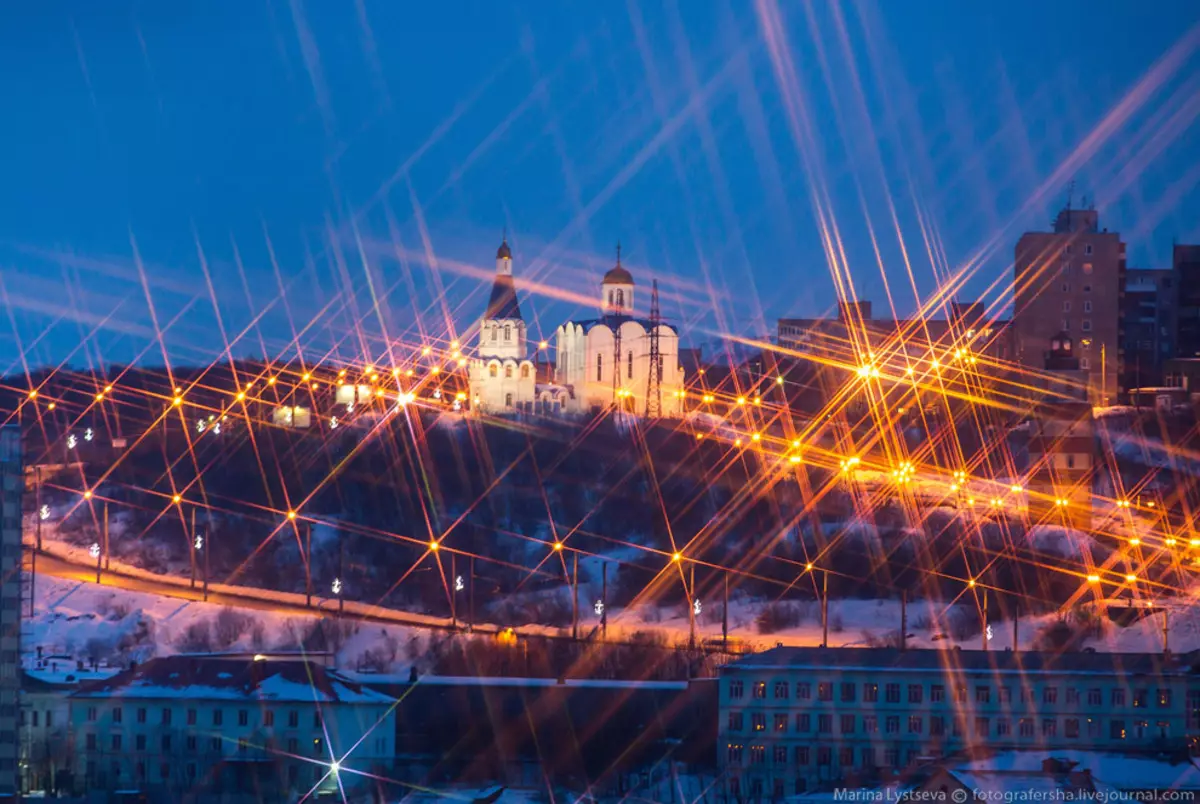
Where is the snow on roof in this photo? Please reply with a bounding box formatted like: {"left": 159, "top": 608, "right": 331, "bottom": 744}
{"left": 342, "top": 672, "right": 687, "bottom": 690}
{"left": 23, "top": 666, "right": 121, "bottom": 690}
{"left": 947, "top": 771, "right": 1067, "bottom": 795}
{"left": 953, "top": 751, "right": 1200, "bottom": 790}
{"left": 71, "top": 656, "right": 394, "bottom": 704}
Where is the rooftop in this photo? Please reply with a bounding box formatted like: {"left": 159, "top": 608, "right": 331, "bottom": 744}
{"left": 723, "top": 646, "right": 1193, "bottom": 677}
{"left": 71, "top": 655, "right": 394, "bottom": 704}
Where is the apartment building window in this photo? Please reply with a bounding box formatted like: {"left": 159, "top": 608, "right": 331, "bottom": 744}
{"left": 136, "top": 734, "right": 145, "bottom": 751}
{"left": 1061, "top": 283, "right": 1070, "bottom": 292}
{"left": 796, "top": 713, "right": 811, "bottom": 732}
{"left": 1159, "top": 689, "right": 1172, "bottom": 707}
{"left": 162, "top": 734, "right": 172, "bottom": 751}
{"left": 753, "top": 681, "right": 767, "bottom": 699}
{"left": 1133, "top": 690, "right": 1147, "bottom": 708}
{"left": 976, "top": 686, "right": 990, "bottom": 704}
{"left": 1083, "top": 284, "right": 1092, "bottom": 292}
{"left": 728, "top": 712, "right": 743, "bottom": 731}
{"left": 796, "top": 779, "right": 808, "bottom": 796}
{"left": 1158, "top": 721, "right": 1170, "bottom": 738}
{"left": 288, "top": 710, "right": 299, "bottom": 728}
{"left": 1084, "top": 244, "right": 1093, "bottom": 255}
{"left": 818, "top": 683, "right": 833, "bottom": 701}
{"left": 1082, "top": 320, "right": 1092, "bottom": 331}
{"left": 1135, "top": 720, "right": 1148, "bottom": 739}
{"left": 1087, "top": 718, "right": 1101, "bottom": 738}
{"left": 1063, "top": 301, "right": 1072, "bottom": 313}
{"left": 774, "top": 681, "right": 789, "bottom": 699}
{"left": 186, "top": 735, "right": 196, "bottom": 751}
{"left": 840, "top": 747, "right": 854, "bottom": 766}
{"left": 1066, "top": 719, "right": 1080, "bottom": 738}
{"left": 729, "top": 680, "right": 744, "bottom": 699}
{"left": 1062, "top": 319, "right": 1070, "bottom": 331}
{"left": 1083, "top": 301, "right": 1092, "bottom": 313}
{"left": 112, "top": 707, "right": 122, "bottom": 723}
{"left": 954, "top": 717, "right": 964, "bottom": 737}
{"left": 1112, "top": 689, "right": 1126, "bottom": 706}
{"left": 908, "top": 716, "right": 923, "bottom": 734}
{"left": 885, "top": 683, "right": 900, "bottom": 703}
{"left": 999, "top": 687, "right": 1011, "bottom": 704}
{"left": 931, "top": 684, "right": 945, "bottom": 703}
{"left": 187, "top": 709, "right": 196, "bottom": 725}
{"left": 1044, "top": 687, "right": 1058, "bottom": 705}
{"left": 862, "top": 746, "right": 876, "bottom": 767}
{"left": 976, "top": 718, "right": 989, "bottom": 738}
{"left": 86, "top": 733, "right": 96, "bottom": 750}
{"left": 239, "top": 709, "right": 249, "bottom": 726}
{"left": 930, "top": 716, "right": 945, "bottom": 736}
{"left": 727, "top": 744, "right": 743, "bottom": 764}
{"left": 885, "top": 716, "right": 899, "bottom": 735}
{"left": 86, "top": 707, "right": 97, "bottom": 722}
{"left": 749, "top": 745, "right": 765, "bottom": 765}
{"left": 1083, "top": 262, "right": 1094, "bottom": 274}
{"left": 956, "top": 686, "right": 968, "bottom": 704}
{"left": 840, "top": 714, "right": 855, "bottom": 734}
{"left": 264, "top": 710, "right": 274, "bottom": 727}
{"left": 818, "top": 747, "right": 832, "bottom": 766}
{"left": 774, "top": 714, "right": 788, "bottom": 733}
{"left": 751, "top": 713, "right": 765, "bottom": 732}
{"left": 863, "top": 715, "right": 878, "bottom": 733}
{"left": 111, "top": 734, "right": 121, "bottom": 750}
{"left": 773, "top": 745, "right": 787, "bottom": 764}
{"left": 997, "top": 720, "right": 1010, "bottom": 737}
{"left": 797, "top": 682, "right": 811, "bottom": 700}
{"left": 841, "top": 682, "right": 856, "bottom": 702}
{"left": 1019, "top": 719, "right": 1033, "bottom": 737}
{"left": 1043, "top": 720, "right": 1057, "bottom": 738}
{"left": 818, "top": 714, "right": 832, "bottom": 734}
{"left": 1110, "top": 720, "right": 1126, "bottom": 740}
{"left": 864, "top": 683, "right": 878, "bottom": 702}
{"left": 287, "top": 737, "right": 297, "bottom": 753}
{"left": 135, "top": 707, "right": 147, "bottom": 724}
{"left": 884, "top": 749, "right": 899, "bottom": 768}
{"left": 1066, "top": 689, "right": 1079, "bottom": 706}
{"left": 211, "top": 709, "right": 221, "bottom": 726}
{"left": 908, "top": 685, "right": 923, "bottom": 704}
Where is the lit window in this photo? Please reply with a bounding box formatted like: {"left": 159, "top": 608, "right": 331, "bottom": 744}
{"left": 1083, "top": 262, "right": 1094, "bottom": 274}
{"left": 489, "top": 364, "right": 498, "bottom": 378}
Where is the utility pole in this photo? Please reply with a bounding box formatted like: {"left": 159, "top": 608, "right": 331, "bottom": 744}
{"left": 34, "top": 466, "right": 42, "bottom": 551}
{"left": 337, "top": 527, "right": 344, "bottom": 618}
{"left": 646, "top": 279, "right": 662, "bottom": 418}
{"left": 450, "top": 552, "right": 457, "bottom": 629}
{"left": 722, "top": 571, "right": 729, "bottom": 650}
{"left": 612, "top": 243, "right": 624, "bottom": 409}
{"left": 189, "top": 507, "right": 196, "bottom": 589}
{"left": 203, "top": 516, "right": 210, "bottom": 602}
{"left": 821, "top": 569, "right": 829, "bottom": 648}
{"left": 102, "top": 502, "right": 109, "bottom": 574}
{"left": 981, "top": 590, "right": 989, "bottom": 652}
{"left": 900, "top": 590, "right": 907, "bottom": 652}
{"left": 468, "top": 556, "right": 475, "bottom": 633}
{"left": 601, "top": 562, "right": 608, "bottom": 641}
{"left": 688, "top": 562, "right": 696, "bottom": 649}
{"left": 304, "top": 524, "right": 312, "bottom": 609}
{"left": 1012, "top": 600, "right": 1019, "bottom": 652}
{"left": 571, "top": 551, "right": 579, "bottom": 641}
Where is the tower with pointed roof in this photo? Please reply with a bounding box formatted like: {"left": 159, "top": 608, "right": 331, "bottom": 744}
{"left": 468, "top": 237, "right": 536, "bottom": 412}
{"left": 602, "top": 243, "right": 635, "bottom": 316}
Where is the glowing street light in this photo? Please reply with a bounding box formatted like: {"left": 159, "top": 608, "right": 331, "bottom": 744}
{"left": 67, "top": 434, "right": 77, "bottom": 450}
{"left": 331, "top": 578, "right": 342, "bottom": 596}
{"left": 172, "top": 494, "right": 182, "bottom": 504}
{"left": 194, "top": 534, "right": 204, "bottom": 551}
{"left": 1087, "top": 574, "right": 1100, "bottom": 583}
{"left": 672, "top": 552, "right": 683, "bottom": 563}
{"left": 594, "top": 599, "right": 605, "bottom": 616}
{"left": 454, "top": 575, "right": 464, "bottom": 592}
{"left": 428, "top": 540, "right": 439, "bottom": 552}
{"left": 286, "top": 510, "right": 297, "bottom": 520}
{"left": 83, "top": 490, "right": 93, "bottom": 500}
{"left": 39, "top": 505, "right": 49, "bottom": 521}
{"left": 89, "top": 543, "right": 100, "bottom": 560}
{"left": 553, "top": 542, "right": 563, "bottom": 551}
{"left": 693, "top": 599, "right": 702, "bottom": 616}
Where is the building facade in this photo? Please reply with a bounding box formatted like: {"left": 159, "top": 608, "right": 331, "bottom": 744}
{"left": 1120, "top": 268, "right": 1176, "bottom": 390}
{"left": 1175, "top": 245, "right": 1200, "bottom": 359}
{"left": 468, "top": 239, "right": 537, "bottom": 413}
{"left": 718, "top": 647, "right": 1193, "bottom": 799}
{"left": 1013, "top": 206, "right": 1125, "bottom": 405}
{"left": 68, "top": 655, "right": 395, "bottom": 799}
{"left": 0, "top": 426, "right": 20, "bottom": 795}
{"left": 554, "top": 251, "right": 685, "bottom": 416}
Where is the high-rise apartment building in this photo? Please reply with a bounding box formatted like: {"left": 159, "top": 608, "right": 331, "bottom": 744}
{"left": 1120, "top": 267, "right": 1176, "bottom": 389}
{"left": 1173, "top": 244, "right": 1200, "bottom": 359}
{"left": 1014, "top": 206, "right": 1125, "bottom": 405}
{"left": 0, "top": 425, "right": 21, "bottom": 794}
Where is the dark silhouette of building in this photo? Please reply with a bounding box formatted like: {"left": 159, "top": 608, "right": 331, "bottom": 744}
{"left": 1120, "top": 267, "right": 1176, "bottom": 391}
{"left": 1173, "top": 244, "right": 1200, "bottom": 358}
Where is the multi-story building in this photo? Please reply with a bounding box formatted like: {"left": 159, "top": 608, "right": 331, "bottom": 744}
{"left": 1014, "top": 205, "right": 1125, "bottom": 405}
{"left": 718, "top": 647, "right": 1192, "bottom": 799}
{"left": 1027, "top": 334, "right": 1094, "bottom": 530}
{"left": 1120, "top": 267, "right": 1176, "bottom": 390}
{"left": 1175, "top": 245, "right": 1200, "bottom": 359}
{"left": 0, "top": 425, "right": 21, "bottom": 795}
{"left": 68, "top": 654, "right": 396, "bottom": 798}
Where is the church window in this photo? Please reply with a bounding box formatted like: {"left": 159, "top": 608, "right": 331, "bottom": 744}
{"left": 616, "top": 289, "right": 624, "bottom": 308}
{"left": 597, "top": 353, "right": 603, "bottom": 381}
{"left": 505, "top": 364, "right": 513, "bottom": 378}
{"left": 504, "top": 325, "right": 511, "bottom": 342}
{"left": 489, "top": 364, "right": 498, "bottom": 378}
{"left": 505, "top": 393, "right": 513, "bottom": 408}
{"left": 627, "top": 350, "right": 633, "bottom": 379}
{"left": 520, "top": 364, "right": 530, "bottom": 379}
{"left": 490, "top": 326, "right": 497, "bottom": 341}
{"left": 608, "top": 291, "right": 614, "bottom": 307}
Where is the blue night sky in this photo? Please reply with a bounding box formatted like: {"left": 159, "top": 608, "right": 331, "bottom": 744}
{"left": 0, "top": 1, "right": 1197, "bottom": 369}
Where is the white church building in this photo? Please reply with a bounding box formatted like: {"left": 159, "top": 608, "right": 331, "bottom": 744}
{"left": 469, "top": 239, "right": 684, "bottom": 417}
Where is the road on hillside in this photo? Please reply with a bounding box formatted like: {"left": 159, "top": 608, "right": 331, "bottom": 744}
{"left": 31, "top": 550, "right": 465, "bottom": 633}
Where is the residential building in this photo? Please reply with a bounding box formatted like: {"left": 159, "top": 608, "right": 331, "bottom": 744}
{"left": 1014, "top": 205, "right": 1125, "bottom": 404}
{"left": 67, "top": 654, "right": 395, "bottom": 799}
{"left": 20, "top": 661, "right": 117, "bottom": 795}
{"left": 1120, "top": 267, "right": 1176, "bottom": 390}
{"left": 0, "top": 425, "right": 20, "bottom": 795}
{"left": 718, "top": 647, "right": 1191, "bottom": 797}
{"left": 1174, "top": 245, "right": 1200, "bottom": 359}
{"left": 1026, "top": 334, "right": 1094, "bottom": 530}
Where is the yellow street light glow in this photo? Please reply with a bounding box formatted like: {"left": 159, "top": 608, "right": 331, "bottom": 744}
{"left": 421, "top": 347, "right": 431, "bottom": 356}
{"left": 105, "top": 385, "right": 113, "bottom": 392}
{"left": 736, "top": 397, "right": 746, "bottom": 405}
{"left": 83, "top": 490, "right": 93, "bottom": 500}
{"left": 1129, "top": 538, "right": 1141, "bottom": 546}
{"left": 776, "top": 376, "right": 784, "bottom": 385}
{"left": 1191, "top": 539, "right": 1200, "bottom": 548}
{"left": 805, "top": 563, "right": 814, "bottom": 571}
{"left": 287, "top": 510, "right": 297, "bottom": 520}
{"left": 376, "top": 389, "right": 385, "bottom": 398}
{"left": 302, "top": 373, "right": 311, "bottom": 381}
{"left": 672, "top": 552, "right": 682, "bottom": 563}
{"left": 1166, "top": 538, "right": 1177, "bottom": 547}
{"left": 1125, "top": 574, "right": 1136, "bottom": 583}
{"left": 47, "top": 403, "right": 55, "bottom": 410}
{"left": 695, "top": 433, "right": 704, "bottom": 440}
{"left": 753, "top": 396, "right": 761, "bottom": 405}
{"left": 1010, "top": 485, "right": 1023, "bottom": 493}
{"left": 1087, "top": 574, "right": 1100, "bottom": 583}
{"left": 267, "top": 377, "right": 276, "bottom": 385}
{"left": 457, "top": 358, "right": 467, "bottom": 367}
{"left": 95, "top": 393, "right": 104, "bottom": 402}
{"left": 789, "top": 455, "right": 801, "bottom": 464}
{"left": 429, "top": 540, "right": 439, "bottom": 551}
{"left": 450, "top": 340, "right": 459, "bottom": 350}
{"left": 172, "top": 396, "right": 182, "bottom": 406}
{"left": 451, "top": 351, "right": 461, "bottom": 359}
{"left": 905, "top": 366, "right": 914, "bottom": 376}
{"left": 968, "top": 579, "right": 976, "bottom": 587}
{"left": 539, "top": 341, "right": 548, "bottom": 349}
{"left": 553, "top": 542, "right": 563, "bottom": 551}
{"left": 27, "top": 390, "right": 36, "bottom": 399}
{"left": 174, "top": 387, "right": 182, "bottom": 395}
{"left": 792, "top": 440, "right": 801, "bottom": 448}
{"left": 172, "top": 494, "right": 181, "bottom": 504}
{"left": 949, "top": 484, "right": 959, "bottom": 492}
{"left": 734, "top": 438, "right": 743, "bottom": 447}
{"left": 338, "top": 369, "right": 347, "bottom": 377}
{"left": 236, "top": 392, "right": 246, "bottom": 401}
{"left": 751, "top": 433, "right": 761, "bottom": 442}
{"left": 431, "top": 367, "right": 440, "bottom": 375}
